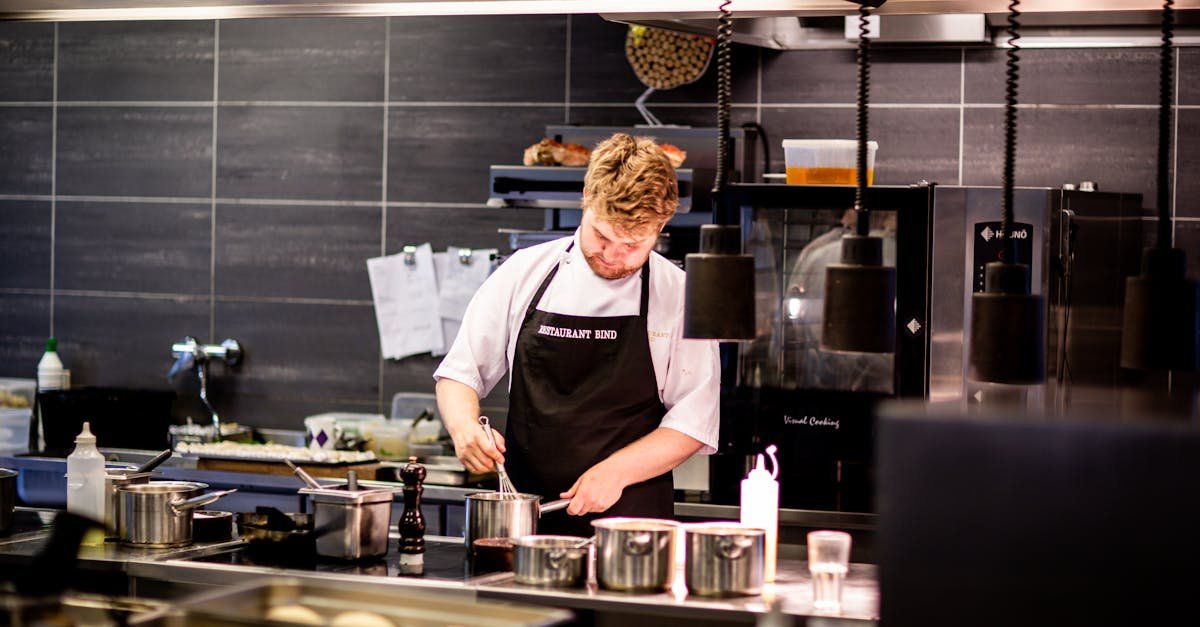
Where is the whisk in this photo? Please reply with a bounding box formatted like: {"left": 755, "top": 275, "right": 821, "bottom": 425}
{"left": 479, "top": 416, "right": 520, "bottom": 498}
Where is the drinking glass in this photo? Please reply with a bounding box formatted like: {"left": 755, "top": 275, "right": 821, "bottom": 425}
{"left": 807, "top": 530, "right": 851, "bottom": 613}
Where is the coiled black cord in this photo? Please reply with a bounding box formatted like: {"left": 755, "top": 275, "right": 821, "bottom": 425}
{"left": 1157, "top": 0, "right": 1175, "bottom": 250}
{"left": 854, "top": 3, "right": 871, "bottom": 236}
{"left": 1001, "top": 0, "right": 1020, "bottom": 262}
{"left": 712, "top": 0, "right": 733, "bottom": 223}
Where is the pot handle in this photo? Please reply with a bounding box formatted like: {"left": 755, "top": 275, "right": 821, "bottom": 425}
{"left": 716, "top": 535, "right": 753, "bottom": 561}
{"left": 171, "top": 489, "right": 238, "bottom": 513}
{"left": 623, "top": 532, "right": 654, "bottom": 556}
{"left": 538, "top": 499, "right": 571, "bottom": 515}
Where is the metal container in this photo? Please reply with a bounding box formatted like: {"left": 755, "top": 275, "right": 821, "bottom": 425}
{"left": 684, "top": 523, "right": 765, "bottom": 597}
{"left": 464, "top": 492, "right": 570, "bottom": 550}
{"left": 118, "top": 481, "right": 235, "bottom": 548}
{"left": 512, "top": 535, "right": 589, "bottom": 588}
{"left": 104, "top": 470, "right": 151, "bottom": 538}
{"left": 593, "top": 517, "right": 679, "bottom": 592}
{"left": 0, "top": 468, "right": 15, "bottom": 533}
{"left": 300, "top": 485, "right": 395, "bottom": 560}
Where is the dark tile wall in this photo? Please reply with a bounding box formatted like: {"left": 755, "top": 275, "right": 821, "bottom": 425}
{"left": 0, "top": 16, "right": 1195, "bottom": 431}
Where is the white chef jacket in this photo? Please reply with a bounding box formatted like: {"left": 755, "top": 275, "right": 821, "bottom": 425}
{"left": 433, "top": 230, "right": 721, "bottom": 454}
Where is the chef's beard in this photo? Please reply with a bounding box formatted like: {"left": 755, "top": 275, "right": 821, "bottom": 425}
{"left": 585, "top": 253, "right": 642, "bottom": 280}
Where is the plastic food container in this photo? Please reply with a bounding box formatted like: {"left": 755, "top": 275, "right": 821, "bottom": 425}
{"left": 0, "top": 378, "right": 35, "bottom": 454}
{"left": 782, "top": 139, "right": 877, "bottom": 185}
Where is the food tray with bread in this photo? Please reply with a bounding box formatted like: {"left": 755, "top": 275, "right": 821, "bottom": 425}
{"left": 173, "top": 577, "right": 571, "bottom": 626}
{"left": 175, "top": 441, "right": 376, "bottom": 464}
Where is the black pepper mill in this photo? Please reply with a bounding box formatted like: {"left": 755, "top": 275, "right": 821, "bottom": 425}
{"left": 397, "top": 456, "right": 426, "bottom": 575}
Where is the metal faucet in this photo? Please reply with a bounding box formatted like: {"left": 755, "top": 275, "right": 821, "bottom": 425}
{"left": 168, "top": 336, "right": 243, "bottom": 442}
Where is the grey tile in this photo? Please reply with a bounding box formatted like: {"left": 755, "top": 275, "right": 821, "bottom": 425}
{"left": 58, "top": 21, "right": 214, "bottom": 102}
{"left": 0, "top": 107, "right": 52, "bottom": 195}
{"left": 0, "top": 22, "right": 53, "bottom": 101}
{"left": 385, "top": 205, "right": 542, "bottom": 253}
{"left": 217, "top": 106, "right": 383, "bottom": 201}
{"left": 1175, "top": 221, "right": 1200, "bottom": 278}
{"left": 761, "top": 106, "right": 959, "bottom": 186}
{"left": 387, "top": 106, "right": 561, "bottom": 203}
{"left": 762, "top": 47, "right": 961, "bottom": 104}
{"left": 0, "top": 293, "right": 49, "bottom": 378}
{"left": 0, "top": 201, "right": 51, "bottom": 290}
{"left": 220, "top": 17, "right": 385, "bottom": 102}
{"left": 56, "top": 107, "right": 213, "bottom": 198}
{"left": 964, "top": 47, "right": 1161, "bottom": 105}
{"left": 215, "top": 395, "right": 383, "bottom": 431}
{"left": 390, "top": 16, "right": 566, "bottom": 103}
{"left": 212, "top": 300, "right": 380, "bottom": 418}
{"left": 215, "top": 203, "right": 381, "bottom": 300}
{"left": 569, "top": 15, "right": 757, "bottom": 105}
{"left": 1173, "top": 109, "right": 1200, "bottom": 218}
{"left": 54, "top": 294, "right": 210, "bottom": 389}
{"left": 55, "top": 200, "right": 211, "bottom": 294}
{"left": 381, "top": 354, "right": 440, "bottom": 398}
{"left": 962, "top": 108, "right": 1160, "bottom": 205}
{"left": 1180, "top": 49, "right": 1200, "bottom": 106}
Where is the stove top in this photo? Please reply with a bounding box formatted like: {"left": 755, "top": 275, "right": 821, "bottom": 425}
{"left": 188, "top": 538, "right": 510, "bottom": 583}
{"left": 0, "top": 510, "right": 51, "bottom": 539}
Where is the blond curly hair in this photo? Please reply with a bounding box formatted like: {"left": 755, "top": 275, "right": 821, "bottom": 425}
{"left": 582, "top": 133, "right": 679, "bottom": 236}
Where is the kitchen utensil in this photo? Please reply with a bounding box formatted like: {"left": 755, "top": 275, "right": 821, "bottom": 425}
{"left": 624, "top": 25, "right": 714, "bottom": 126}
{"left": 283, "top": 459, "right": 323, "bottom": 489}
{"left": 104, "top": 470, "right": 152, "bottom": 538}
{"left": 300, "top": 474, "right": 396, "bottom": 560}
{"left": 593, "top": 517, "right": 679, "bottom": 592}
{"left": 684, "top": 523, "right": 765, "bottom": 597}
{"left": 512, "top": 535, "right": 590, "bottom": 587}
{"left": 134, "top": 448, "right": 174, "bottom": 474}
{"left": 464, "top": 491, "right": 571, "bottom": 550}
{"left": 478, "top": 416, "right": 518, "bottom": 496}
{"left": 117, "top": 481, "right": 237, "bottom": 547}
{"left": 0, "top": 468, "right": 15, "bottom": 533}
{"left": 191, "top": 510, "right": 233, "bottom": 543}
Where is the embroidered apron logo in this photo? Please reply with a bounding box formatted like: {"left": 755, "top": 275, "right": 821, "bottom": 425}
{"left": 537, "top": 324, "right": 618, "bottom": 340}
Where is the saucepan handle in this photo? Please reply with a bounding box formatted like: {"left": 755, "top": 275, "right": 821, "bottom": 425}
{"left": 172, "top": 489, "right": 238, "bottom": 513}
{"left": 538, "top": 498, "right": 571, "bottom": 514}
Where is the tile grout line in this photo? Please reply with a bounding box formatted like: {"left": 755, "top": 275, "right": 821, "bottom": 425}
{"left": 210, "top": 20, "right": 220, "bottom": 342}
{"left": 380, "top": 16, "right": 392, "bottom": 412}
{"left": 564, "top": 15, "right": 572, "bottom": 125}
{"left": 49, "top": 23, "right": 58, "bottom": 337}
{"left": 958, "top": 47, "right": 965, "bottom": 186}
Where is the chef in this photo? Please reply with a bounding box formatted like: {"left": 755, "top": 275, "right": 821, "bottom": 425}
{"left": 434, "top": 133, "right": 720, "bottom": 536}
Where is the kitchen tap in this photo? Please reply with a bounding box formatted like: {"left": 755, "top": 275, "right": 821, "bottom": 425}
{"left": 167, "top": 336, "right": 242, "bottom": 442}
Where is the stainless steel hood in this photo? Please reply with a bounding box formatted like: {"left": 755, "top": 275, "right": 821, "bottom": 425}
{"left": 1, "top": 0, "right": 1197, "bottom": 22}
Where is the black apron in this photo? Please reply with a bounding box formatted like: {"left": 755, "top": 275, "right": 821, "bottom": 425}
{"left": 505, "top": 242, "right": 674, "bottom": 537}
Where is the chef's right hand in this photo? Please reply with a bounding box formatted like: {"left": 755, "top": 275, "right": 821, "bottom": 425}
{"left": 450, "top": 417, "right": 506, "bottom": 474}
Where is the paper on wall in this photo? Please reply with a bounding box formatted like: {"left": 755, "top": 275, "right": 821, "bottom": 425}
{"left": 367, "top": 244, "right": 444, "bottom": 359}
{"left": 439, "top": 246, "right": 497, "bottom": 320}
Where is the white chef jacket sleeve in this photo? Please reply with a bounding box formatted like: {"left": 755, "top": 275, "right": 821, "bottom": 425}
{"left": 432, "top": 256, "right": 517, "bottom": 398}
{"left": 658, "top": 302, "right": 721, "bottom": 456}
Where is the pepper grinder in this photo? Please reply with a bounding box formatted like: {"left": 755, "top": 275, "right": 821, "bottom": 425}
{"left": 397, "top": 456, "right": 426, "bottom": 575}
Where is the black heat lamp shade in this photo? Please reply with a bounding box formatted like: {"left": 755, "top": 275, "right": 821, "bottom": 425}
{"left": 684, "top": 224, "right": 755, "bottom": 340}
{"left": 1120, "top": 247, "right": 1200, "bottom": 371}
{"left": 822, "top": 234, "right": 896, "bottom": 353}
{"left": 969, "top": 261, "right": 1046, "bottom": 384}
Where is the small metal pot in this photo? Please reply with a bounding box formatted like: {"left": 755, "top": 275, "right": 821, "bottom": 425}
{"left": 593, "top": 517, "right": 679, "bottom": 593}
{"left": 512, "top": 535, "right": 590, "bottom": 587}
{"left": 118, "top": 481, "right": 236, "bottom": 548}
{"left": 300, "top": 484, "right": 396, "bottom": 561}
{"left": 684, "top": 523, "right": 765, "bottom": 597}
{"left": 464, "top": 492, "right": 571, "bottom": 550}
{"left": 0, "top": 468, "right": 15, "bottom": 533}
{"left": 105, "top": 471, "right": 152, "bottom": 538}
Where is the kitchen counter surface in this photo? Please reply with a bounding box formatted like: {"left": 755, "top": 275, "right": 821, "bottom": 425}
{"left": 0, "top": 519, "right": 878, "bottom": 624}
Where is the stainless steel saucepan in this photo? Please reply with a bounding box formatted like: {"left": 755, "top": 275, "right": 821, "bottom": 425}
{"left": 118, "top": 481, "right": 236, "bottom": 548}
{"left": 464, "top": 492, "right": 571, "bottom": 550}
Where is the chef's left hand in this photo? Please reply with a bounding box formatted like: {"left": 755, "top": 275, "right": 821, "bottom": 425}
{"left": 561, "top": 464, "right": 624, "bottom": 516}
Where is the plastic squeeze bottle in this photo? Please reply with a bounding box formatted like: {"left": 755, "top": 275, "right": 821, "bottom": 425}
{"left": 66, "top": 421, "right": 106, "bottom": 530}
{"left": 740, "top": 444, "right": 780, "bottom": 582}
{"left": 37, "top": 337, "right": 65, "bottom": 392}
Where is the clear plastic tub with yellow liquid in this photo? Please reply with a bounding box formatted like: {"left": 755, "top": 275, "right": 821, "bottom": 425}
{"left": 782, "top": 139, "right": 877, "bottom": 185}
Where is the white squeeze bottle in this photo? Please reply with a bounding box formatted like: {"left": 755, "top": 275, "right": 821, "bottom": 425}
{"left": 741, "top": 444, "right": 780, "bottom": 582}
{"left": 66, "top": 421, "right": 106, "bottom": 527}
{"left": 37, "top": 337, "right": 65, "bottom": 391}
